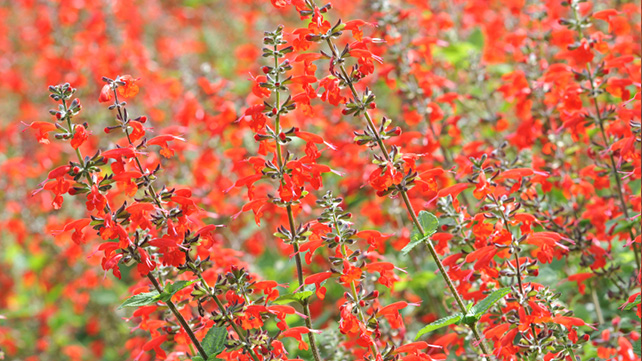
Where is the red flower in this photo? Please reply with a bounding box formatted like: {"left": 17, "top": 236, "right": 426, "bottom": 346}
{"left": 368, "top": 163, "right": 403, "bottom": 195}
{"left": 118, "top": 75, "right": 140, "bottom": 98}
{"left": 147, "top": 134, "right": 185, "bottom": 158}
{"left": 270, "top": 0, "right": 289, "bottom": 8}
{"left": 52, "top": 218, "right": 91, "bottom": 245}
{"left": 99, "top": 75, "right": 140, "bottom": 103}
{"left": 304, "top": 271, "right": 333, "bottom": 300}
{"left": 23, "top": 121, "right": 57, "bottom": 144}
{"left": 98, "top": 84, "right": 113, "bottom": 103}
{"left": 280, "top": 327, "right": 320, "bottom": 351}
{"left": 85, "top": 185, "right": 107, "bottom": 213}
{"left": 70, "top": 124, "right": 88, "bottom": 149}
{"left": 339, "top": 260, "right": 362, "bottom": 286}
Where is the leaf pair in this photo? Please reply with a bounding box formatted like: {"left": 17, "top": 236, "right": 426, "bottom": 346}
{"left": 118, "top": 280, "right": 196, "bottom": 309}
{"left": 273, "top": 284, "right": 316, "bottom": 305}
{"left": 415, "top": 288, "right": 511, "bottom": 339}
{"left": 401, "top": 211, "right": 439, "bottom": 256}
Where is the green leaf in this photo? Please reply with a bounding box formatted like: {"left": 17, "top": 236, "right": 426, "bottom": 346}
{"left": 191, "top": 356, "right": 205, "bottom": 361}
{"left": 159, "top": 280, "right": 196, "bottom": 303}
{"left": 402, "top": 211, "right": 439, "bottom": 256}
{"left": 633, "top": 340, "right": 641, "bottom": 357}
{"left": 415, "top": 313, "right": 463, "bottom": 340}
{"left": 467, "top": 28, "right": 484, "bottom": 51}
{"left": 623, "top": 294, "right": 641, "bottom": 311}
{"left": 119, "top": 281, "right": 196, "bottom": 309}
{"left": 400, "top": 239, "right": 424, "bottom": 256}
{"left": 202, "top": 326, "right": 227, "bottom": 357}
{"left": 118, "top": 291, "right": 161, "bottom": 309}
{"left": 416, "top": 211, "right": 439, "bottom": 238}
{"left": 273, "top": 285, "right": 316, "bottom": 305}
{"left": 470, "top": 288, "right": 511, "bottom": 319}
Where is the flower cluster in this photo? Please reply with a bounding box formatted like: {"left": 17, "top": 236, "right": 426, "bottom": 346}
{"left": 2, "top": 0, "right": 640, "bottom": 360}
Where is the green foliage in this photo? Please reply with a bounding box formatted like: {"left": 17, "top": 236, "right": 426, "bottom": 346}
{"left": 433, "top": 28, "right": 484, "bottom": 67}
{"left": 273, "top": 284, "right": 316, "bottom": 305}
{"left": 202, "top": 326, "right": 228, "bottom": 358}
{"left": 401, "top": 211, "right": 438, "bottom": 255}
{"left": 623, "top": 294, "right": 641, "bottom": 311}
{"left": 118, "top": 291, "right": 161, "bottom": 309}
{"left": 470, "top": 288, "right": 512, "bottom": 318}
{"left": 118, "top": 280, "right": 195, "bottom": 309}
{"left": 415, "top": 288, "right": 510, "bottom": 338}
{"left": 415, "top": 313, "right": 463, "bottom": 339}
{"left": 633, "top": 340, "right": 641, "bottom": 357}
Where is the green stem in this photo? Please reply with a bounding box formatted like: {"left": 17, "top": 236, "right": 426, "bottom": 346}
{"left": 320, "top": 35, "right": 490, "bottom": 358}
{"left": 586, "top": 66, "right": 641, "bottom": 272}
{"left": 193, "top": 270, "right": 260, "bottom": 361}
{"left": 590, "top": 281, "right": 604, "bottom": 325}
{"left": 334, "top": 214, "right": 380, "bottom": 358}
{"left": 111, "top": 89, "right": 164, "bottom": 209}
{"left": 147, "top": 273, "right": 209, "bottom": 360}
{"left": 288, "top": 205, "right": 323, "bottom": 361}
{"left": 400, "top": 192, "right": 491, "bottom": 358}
{"left": 100, "top": 89, "right": 207, "bottom": 359}
{"left": 271, "top": 42, "right": 323, "bottom": 361}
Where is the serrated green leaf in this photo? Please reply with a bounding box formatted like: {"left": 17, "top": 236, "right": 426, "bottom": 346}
{"left": 403, "top": 211, "right": 439, "bottom": 256}
{"left": 202, "top": 326, "right": 227, "bottom": 357}
{"left": 417, "top": 211, "right": 439, "bottom": 237}
{"left": 118, "top": 291, "right": 161, "bottom": 309}
{"left": 623, "top": 294, "right": 641, "bottom": 311}
{"left": 159, "top": 280, "right": 196, "bottom": 302}
{"left": 471, "top": 288, "right": 511, "bottom": 318}
{"left": 633, "top": 340, "right": 641, "bottom": 357}
{"left": 401, "top": 239, "right": 424, "bottom": 256}
{"left": 293, "top": 290, "right": 314, "bottom": 301}
{"left": 273, "top": 285, "right": 316, "bottom": 305}
{"left": 415, "top": 313, "right": 463, "bottom": 340}
{"left": 191, "top": 356, "right": 205, "bottom": 361}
